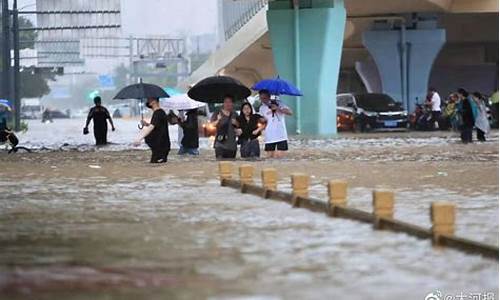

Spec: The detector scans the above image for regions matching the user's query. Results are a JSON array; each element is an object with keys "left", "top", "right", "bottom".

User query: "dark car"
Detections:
[
  {"left": 49, "top": 109, "right": 70, "bottom": 119},
  {"left": 336, "top": 93, "right": 408, "bottom": 132}
]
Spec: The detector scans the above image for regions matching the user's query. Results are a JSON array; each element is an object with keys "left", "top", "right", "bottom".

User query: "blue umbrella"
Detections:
[
  {"left": 252, "top": 76, "right": 303, "bottom": 96},
  {"left": 0, "top": 99, "right": 12, "bottom": 111}
]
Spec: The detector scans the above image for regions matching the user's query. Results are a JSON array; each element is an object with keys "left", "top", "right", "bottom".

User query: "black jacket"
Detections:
[
  {"left": 180, "top": 111, "right": 199, "bottom": 149},
  {"left": 237, "top": 114, "right": 262, "bottom": 141}
]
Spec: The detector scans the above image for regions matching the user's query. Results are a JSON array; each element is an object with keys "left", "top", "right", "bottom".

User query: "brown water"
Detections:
[{"left": 0, "top": 120, "right": 498, "bottom": 299}]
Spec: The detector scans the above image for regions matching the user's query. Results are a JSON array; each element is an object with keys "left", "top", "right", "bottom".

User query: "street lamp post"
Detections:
[
  {"left": 1, "top": 0, "right": 11, "bottom": 102},
  {"left": 12, "top": 0, "right": 21, "bottom": 131}
]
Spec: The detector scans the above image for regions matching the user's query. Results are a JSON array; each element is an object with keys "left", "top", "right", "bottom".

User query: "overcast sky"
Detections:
[
  {"left": 121, "top": 0, "right": 218, "bottom": 37},
  {"left": 14, "top": 0, "right": 219, "bottom": 37},
  {"left": 12, "top": 0, "right": 219, "bottom": 73}
]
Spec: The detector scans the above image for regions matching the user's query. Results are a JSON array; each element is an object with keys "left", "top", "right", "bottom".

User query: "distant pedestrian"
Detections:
[
  {"left": 457, "top": 88, "right": 476, "bottom": 144},
  {"left": 133, "top": 97, "right": 171, "bottom": 163},
  {"left": 425, "top": 87, "right": 441, "bottom": 130},
  {"left": 258, "top": 90, "right": 293, "bottom": 158},
  {"left": 178, "top": 109, "right": 200, "bottom": 155},
  {"left": 237, "top": 102, "right": 265, "bottom": 158},
  {"left": 113, "top": 108, "right": 122, "bottom": 118},
  {"left": 41, "top": 108, "right": 53, "bottom": 123},
  {"left": 84, "top": 97, "right": 115, "bottom": 146},
  {"left": 443, "top": 93, "right": 460, "bottom": 131},
  {"left": 490, "top": 91, "right": 499, "bottom": 128},
  {"left": 210, "top": 95, "right": 240, "bottom": 159},
  {"left": 472, "top": 92, "right": 490, "bottom": 142}
]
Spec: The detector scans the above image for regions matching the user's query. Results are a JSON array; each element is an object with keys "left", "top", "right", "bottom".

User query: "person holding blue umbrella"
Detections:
[
  {"left": 253, "top": 76, "right": 300, "bottom": 159},
  {"left": 256, "top": 90, "right": 293, "bottom": 158}
]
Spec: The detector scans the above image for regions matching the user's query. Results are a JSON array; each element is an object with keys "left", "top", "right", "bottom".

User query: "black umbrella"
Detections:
[
  {"left": 114, "top": 83, "right": 169, "bottom": 100},
  {"left": 187, "top": 75, "right": 251, "bottom": 103},
  {"left": 114, "top": 82, "right": 170, "bottom": 129}
]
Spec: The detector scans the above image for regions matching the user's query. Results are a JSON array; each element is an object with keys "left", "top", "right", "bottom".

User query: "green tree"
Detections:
[
  {"left": 20, "top": 69, "right": 54, "bottom": 98},
  {"left": 18, "top": 17, "right": 37, "bottom": 50},
  {"left": 1, "top": 15, "right": 52, "bottom": 99}
]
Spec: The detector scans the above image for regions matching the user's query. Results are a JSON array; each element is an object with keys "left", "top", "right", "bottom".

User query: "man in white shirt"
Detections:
[
  {"left": 258, "top": 90, "right": 293, "bottom": 158},
  {"left": 426, "top": 87, "right": 441, "bottom": 130}
]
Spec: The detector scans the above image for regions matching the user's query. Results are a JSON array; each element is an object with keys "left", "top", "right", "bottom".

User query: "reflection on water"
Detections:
[{"left": 0, "top": 175, "right": 497, "bottom": 300}]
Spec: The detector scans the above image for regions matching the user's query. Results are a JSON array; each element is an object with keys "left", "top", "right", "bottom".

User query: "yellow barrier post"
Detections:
[
  {"left": 373, "top": 190, "right": 395, "bottom": 229},
  {"left": 291, "top": 173, "right": 309, "bottom": 207},
  {"left": 328, "top": 180, "right": 348, "bottom": 215},
  {"left": 431, "top": 202, "right": 456, "bottom": 244},
  {"left": 239, "top": 164, "right": 254, "bottom": 192},
  {"left": 219, "top": 161, "right": 234, "bottom": 185},
  {"left": 261, "top": 168, "right": 278, "bottom": 198}
]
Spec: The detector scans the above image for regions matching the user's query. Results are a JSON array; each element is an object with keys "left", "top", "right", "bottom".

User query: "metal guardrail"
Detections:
[{"left": 223, "top": 0, "right": 268, "bottom": 41}]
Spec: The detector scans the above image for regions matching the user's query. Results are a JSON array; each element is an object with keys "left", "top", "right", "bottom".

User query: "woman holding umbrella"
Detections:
[
  {"left": 209, "top": 95, "right": 241, "bottom": 159},
  {"left": 133, "top": 97, "right": 172, "bottom": 163},
  {"left": 115, "top": 80, "right": 172, "bottom": 163},
  {"left": 188, "top": 75, "right": 251, "bottom": 159}
]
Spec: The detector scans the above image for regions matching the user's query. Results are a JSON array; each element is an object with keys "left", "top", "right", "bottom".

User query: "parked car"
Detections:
[
  {"left": 336, "top": 93, "right": 408, "bottom": 132},
  {"left": 50, "top": 109, "right": 70, "bottom": 119}
]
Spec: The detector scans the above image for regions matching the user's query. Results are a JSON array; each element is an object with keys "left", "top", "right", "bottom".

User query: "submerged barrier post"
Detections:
[
  {"left": 291, "top": 173, "right": 309, "bottom": 207},
  {"left": 239, "top": 164, "right": 255, "bottom": 192},
  {"left": 261, "top": 168, "right": 278, "bottom": 198},
  {"left": 217, "top": 164, "right": 498, "bottom": 259},
  {"left": 431, "top": 202, "right": 456, "bottom": 244},
  {"left": 219, "top": 162, "right": 234, "bottom": 185},
  {"left": 328, "top": 180, "right": 348, "bottom": 215},
  {"left": 373, "top": 190, "right": 395, "bottom": 229}
]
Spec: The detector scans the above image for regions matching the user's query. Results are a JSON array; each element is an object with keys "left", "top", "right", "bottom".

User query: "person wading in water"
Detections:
[
  {"left": 134, "top": 97, "right": 172, "bottom": 163},
  {"left": 258, "top": 90, "right": 293, "bottom": 159},
  {"left": 84, "top": 96, "right": 115, "bottom": 146},
  {"left": 237, "top": 102, "right": 265, "bottom": 158},
  {"left": 210, "top": 95, "right": 241, "bottom": 159}
]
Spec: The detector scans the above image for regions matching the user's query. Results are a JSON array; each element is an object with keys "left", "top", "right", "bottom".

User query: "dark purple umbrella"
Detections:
[{"left": 187, "top": 76, "right": 251, "bottom": 103}]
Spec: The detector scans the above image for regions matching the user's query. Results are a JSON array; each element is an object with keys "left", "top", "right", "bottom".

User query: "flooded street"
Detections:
[{"left": 0, "top": 119, "right": 498, "bottom": 300}]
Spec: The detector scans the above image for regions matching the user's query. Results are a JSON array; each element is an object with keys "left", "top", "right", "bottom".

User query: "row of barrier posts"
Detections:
[{"left": 218, "top": 162, "right": 498, "bottom": 260}]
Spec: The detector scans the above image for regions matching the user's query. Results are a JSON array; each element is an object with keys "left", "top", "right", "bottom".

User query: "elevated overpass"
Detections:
[{"left": 182, "top": 0, "right": 498, "bottom": 135}]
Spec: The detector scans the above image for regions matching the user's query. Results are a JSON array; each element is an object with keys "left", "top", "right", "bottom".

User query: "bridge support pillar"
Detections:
[
  {"left": 363, "top": 26, "right": 446, "bottom": 113},
  {"left": 267, "top": 0, "right": 346, "bottom": 136}
]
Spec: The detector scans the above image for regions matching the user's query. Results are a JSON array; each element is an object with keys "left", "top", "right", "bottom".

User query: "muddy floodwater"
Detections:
[{"left": 0, "top": 119, "right": 498, "bottom": 300}]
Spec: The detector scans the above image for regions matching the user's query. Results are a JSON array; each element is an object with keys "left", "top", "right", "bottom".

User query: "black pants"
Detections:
[
  {"left": 215, "top": 148, "right": 236, "bottom": 159},
  {"left": 240, "top": 139, "right": 260, "bottom": 158},
  {"left": 94, "top": 126, "right": 107, "bottom": 145},
  {"left": 430, "top": 111, "right": 441, "bottom": 130},
  {"left": 460, "top": 126, "right": 473, "bottom": 143},
  {"left": 150, "top": 147, "right": 170, "bottom": 163},
  {"left": 477, "top": 128, "right": 486, "bottom": 142}
]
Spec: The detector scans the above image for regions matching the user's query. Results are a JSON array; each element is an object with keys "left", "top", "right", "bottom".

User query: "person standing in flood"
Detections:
[
  {"left": 84, "top": 96, "right": 115, "bottom": 146},
  {"left": 425, "top": 87, "right": 441, "bottom": 130},
  {"left": 210, "top": 95, "right": 241, "bottom": 159},
  {"left": 133, "top": 97, "right": 171, "bottom": 163},
  {"left": 237, "top": 102, "right": 265, "bottom": 158},
  {"left": 457, "top": 88, "right": 476, "bottom": 144},
  {"left": 178, "top": 109, "right": 200, "bottom": 156},
  {"left": 258, "top": 90, "right": 293, "bottom": 159},
  {"left": 472, "top": 92, "right": 490, "bottom": 142}
]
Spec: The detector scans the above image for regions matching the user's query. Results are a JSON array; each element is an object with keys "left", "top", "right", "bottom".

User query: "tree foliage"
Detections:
[
  {"left": 0, "top": 15, "right": 51, "bottom": 98},
  {"left": 20, "top": 69, "right": 54, "bottom": 98}
]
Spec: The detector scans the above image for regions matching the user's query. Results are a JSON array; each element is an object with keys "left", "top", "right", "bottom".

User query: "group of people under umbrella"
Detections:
[{"left": 84, "top": 75, "right": 301, "bottom": 163}]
